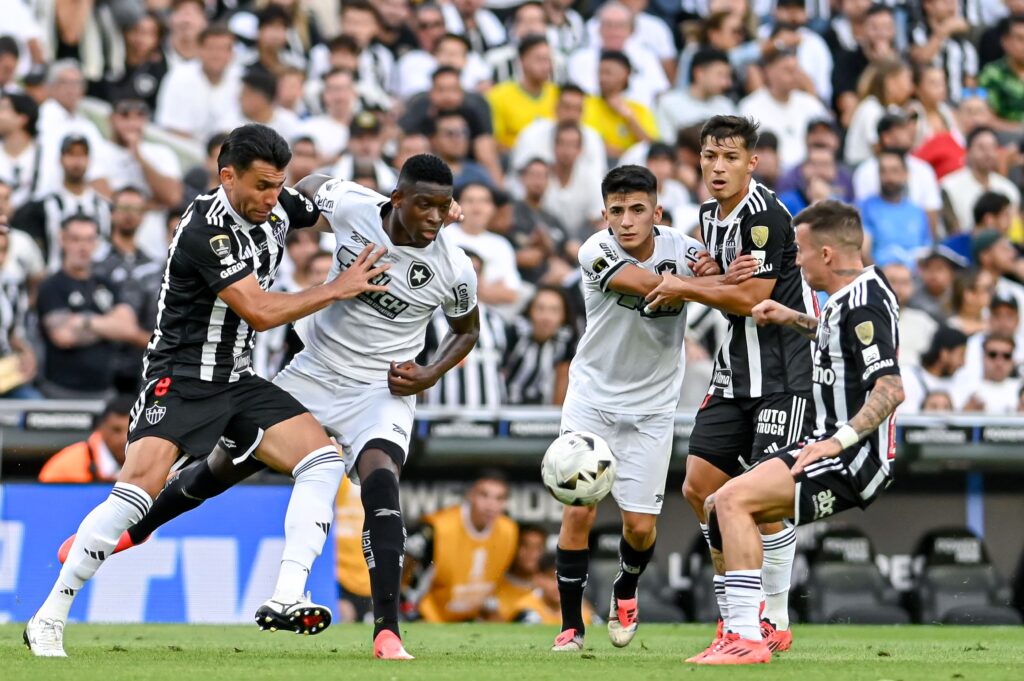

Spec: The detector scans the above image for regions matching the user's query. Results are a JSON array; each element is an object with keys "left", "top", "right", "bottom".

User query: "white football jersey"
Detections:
[
  {"left": 298, "top": 179, "right": 478, "bottom": 382},
  {"left": 569, "top": 226, "right": 701, "bottom": 414}
]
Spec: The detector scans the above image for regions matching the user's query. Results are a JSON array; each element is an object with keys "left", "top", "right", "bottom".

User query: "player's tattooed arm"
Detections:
[
  {"left": 788, "top": 313, "right": 819, "bottom": 339},
  {"left": 751, "top": 300, "right": 817, "bottom": 338},
  {"left": 844, "top": 374, "right": 905, "bottom": 442}
]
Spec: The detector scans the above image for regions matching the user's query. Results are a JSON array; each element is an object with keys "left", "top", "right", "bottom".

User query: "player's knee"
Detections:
[
  {"left": 712, "top": 481, "right": 748, "bottom": 518},
  {"left": 562, "top": 503, "right": 597, "bottom": 532},
  {"left": 622, "top": 513, "right": 656, "bottom": 544},
  {"left": 682, "top": 477, "right": 709, "bottom": 516},
  {"left": 356, "top": 441, "right": 404, "bottom": 481}
]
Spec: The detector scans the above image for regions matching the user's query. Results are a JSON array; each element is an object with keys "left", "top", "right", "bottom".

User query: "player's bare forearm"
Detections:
[
  {"left": 788, "top": 313, "right": 818, "bottom": 339},
  {"left": 840, "top": 375, "right": 905, "bottom": 442},
  {"left": 426, "top": 308, "right": 481, "bottom": 379},
  {"left": 650, "top": 275, "right": 775, "bottom": 316},
  {"left": 607, "top": 265, "right": 663, "bottom": 297}
]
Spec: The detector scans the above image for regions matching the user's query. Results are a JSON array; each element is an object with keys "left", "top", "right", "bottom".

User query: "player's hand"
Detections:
[
  {"left": 446, "top": 200, "right": 465, "bottom": 225},
  {"left": 751, "top": 299, "right": 794, "bottom": 327},
  {"left": 723, "top": 254, "right": 758, "bottom": 285},
  {"left": 388, "top": 360, "right": 439, "bottom": 396},
  {"left": 644, "top": 272, "right": 689, "bottom": 312},
  {"left": 791, "top": 438, "right": 842, "bottom": 476},
  {"left": 689, "top": 251, "right": 720, "bottom": 277},
  {"left": 329, "top": 244, "right": 390, "bottom": 300}
]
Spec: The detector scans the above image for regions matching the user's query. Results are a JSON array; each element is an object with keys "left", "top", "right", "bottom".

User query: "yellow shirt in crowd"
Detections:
[
  {"left": 582, "top": 95, "right": 658, "bottom": 155},
  {"left": 487, "top": 81, "right": 559, "bottom": 149}
]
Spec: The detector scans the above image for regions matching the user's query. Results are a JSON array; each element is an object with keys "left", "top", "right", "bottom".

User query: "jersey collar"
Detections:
[
  {"left": 216, "top": 186, "right": 257, "bottom": 229},
  {"left": 716, "top": 178, "right": 758, "bottom": 224}
]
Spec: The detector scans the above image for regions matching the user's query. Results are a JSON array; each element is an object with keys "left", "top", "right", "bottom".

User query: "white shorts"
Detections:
[
  {"left": 274, "top": 351, "right": 416, "bottom": 479},
  {"left": 559, "top": 396, "right": 675, "bottom": 515}
]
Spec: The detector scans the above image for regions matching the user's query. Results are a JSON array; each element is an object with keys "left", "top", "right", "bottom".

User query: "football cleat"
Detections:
[
  {"left": 607, "top": 595, "right": 639, "bottom": 648},
  {"left": 23, "top": 615, "right": 67, "bottom": 657},
  {"left": 550, "top": 628, "right": 585, "bottom": 651},
  {"left": 761, "top": 619, "right": 792, "bottom": 652},
  {"left": 696, "top": 632, "right": 771, "bottom": 665},
  {"left": 374, "top": 630, "right": 414, "bottom": 660},
  {"left": 255, "top": 593, "right": 332, "bottom": 635},
  {"left": 58, "top": 530, "right": 147, "bottom": 565}
]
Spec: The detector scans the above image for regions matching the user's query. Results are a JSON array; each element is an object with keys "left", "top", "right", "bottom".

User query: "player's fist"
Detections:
[
  {"left": 723, "top": 254, "right": 758, "bottom": 285},
  {"left": 388, "top": 360, "right": 439, "bottom": 396},
  {"left": 751, "top": 299, "right": 794, "bottom": 327},
  {"left": 329, "top": 244, "right": 390, "bottom": 300},
  {"left": 446, "top": 199, "right": 464, "bottom": 225},
  {"left": 644, "top": 272, "right": 689, "bottom": 312}
]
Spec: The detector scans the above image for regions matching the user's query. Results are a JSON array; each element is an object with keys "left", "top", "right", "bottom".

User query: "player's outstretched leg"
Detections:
[
  {"left": 357, "top": 444, "right": 414, "bottom": 660},
  {"left": 27, "top": 438, "right": 178, "bottom": 657},
  {"left": 552, "top": 504, "right": 596, "bottom": 652},
  {"left": 251, "top": 414, "right": 344, "bottom": 635},
  {"left": 758, "top": 521, "right": 795, "bottom": 651},
  {"left": 608, "top": 512, "right": 656, "bottom": 648}
]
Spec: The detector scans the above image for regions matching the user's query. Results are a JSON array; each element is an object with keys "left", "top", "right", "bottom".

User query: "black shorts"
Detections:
[
  {"left": 128, "top": 374, "right": 308, "bottom": 457},
  {"left": 688, "top": 392, "right": 814, "bottom": 478}
]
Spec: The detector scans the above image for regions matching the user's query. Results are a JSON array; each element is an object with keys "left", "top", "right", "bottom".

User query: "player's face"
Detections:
[
  {"left": 603, "top": 191, "right": 661, "bottom": 258},
  {"left": 394, "top": 182, "right": 453, "bottom": 244},
  {"left": 700, "top": 136, "right": 756, "bottom": 205},
  {"left": 467, "top": 479, "right": 509, "bottom": 529},
  {"left": 794, "top": 222, "right": 828, "bottom": 290},
  {"left": 221, "top": 160, "right": 287, "bottom": 224}
]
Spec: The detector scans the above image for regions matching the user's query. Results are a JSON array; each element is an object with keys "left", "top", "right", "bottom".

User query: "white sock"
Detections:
[
  {"left": 38, "top": 483, "right": 152, "bottom": 621},
  {"left": 725, "top": 569, "right": 762, "bottom": 641},
  {"left": 712, "top": 574, "right": 729, "bottom": 623},
  {"left": 272, "top": 446, "right": 345, "bottom": 603},
  {"left": 760, "top": 525, "right": 796, "bottom": 630}
]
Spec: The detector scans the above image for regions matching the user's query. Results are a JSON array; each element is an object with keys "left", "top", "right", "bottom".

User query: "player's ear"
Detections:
[
  {"left": 219, "top": 165, "right": 234, "bottom": 188},
  {"left": 652, "top": 202, "right": 663, "bottom": 225},
  {"left": 391, "top": 187, "right": 402, "bottom": 208},
  {"left": 748, "top": 152, "right": 758, "bottom": 174}
]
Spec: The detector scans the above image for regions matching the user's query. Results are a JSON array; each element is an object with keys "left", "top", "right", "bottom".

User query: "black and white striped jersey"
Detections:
[
  {"left": 12, "top": 188, "right": 111, "bottom": 271},
  {"left": 419, "top": 305, "right": 507, "bottom": 409},
  {"left": 142, "top": 185, "right": 320, "bottom": 383},
  {"left": 812, "top": 266, "right": 901, "bottom": 499},
  {"left": 700, "top": 179, "right": 816, "bottom": 400},
  {"left": 503, "top": 317, "right": 577, "bottom": 405}
]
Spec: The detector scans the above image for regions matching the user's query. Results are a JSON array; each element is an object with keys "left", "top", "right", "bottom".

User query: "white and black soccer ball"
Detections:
[{"left": 541, "top": 432, "right": 616, "bottom": 506}]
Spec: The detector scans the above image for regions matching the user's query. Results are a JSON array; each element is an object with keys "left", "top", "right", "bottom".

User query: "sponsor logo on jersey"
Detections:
[
  {"left": 350, "top": 230, "right": 372, "bottom": 246},
  {"left": 408, "top": 262, "right": 434, "bottom": 289},
  {"left": 600, "top": 243, "right": 618, "bottom": 261},
  {"left": 862, "top": 344, "right": 880, "bottom": 365},
  {"left": 755, "top": 408, "right": 789, "bottom": 436},
  {"left": 145, "top": 404, "right": 166, "bottom": 425},
  {"left": 751, "top": 225, "right": 769, "bottom": 248},
  {"left": 232, "top": 352, "right": 251, "bottom": 373},
  {"left": 336, "top": 245, "right": 415, "bottom": 318},
  {"left": 238, "top": 240, "right": 270, "bottom": 261},
  {"left": 451, "top": 283, "right": 471, "bottom": 315},
  {"left": 855, "top": 321, "right": 874, "bottom": 345},
  {"left": 712, "top": 368, "right": 732, "bottom": 388},
  {"left": 812, "top": 489, "right": 836, "bottom": 519},
  {"left": 220, "top": 261, "right": 246, "bottom": 279},
  {"left": 813, "top": 365, "right": 836, "bottom": 385},
  {"left": 751, "top": 249, "right": 773, "bottom": 275},
  {"left": 862, "top": 358, "right": 894, "bottom": 380},
  {"left": 209, "top": 235, "right": 231, "bottom": 258}
]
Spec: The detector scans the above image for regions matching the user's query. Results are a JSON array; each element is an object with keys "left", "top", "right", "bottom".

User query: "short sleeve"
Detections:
[
  {"left": 847, "top": 301, "right": 900, "bottom": 389},
  {"left": 443, "top": 253, "right": 478, "bottom": 318},
  {"left": 279, "top": 185, "right": 321, "bottom": 230},
  {"left": 578, "top": 232, "right": 627, "bottom": 292},
  {"left": 176, "top": 222, "right": 252, "bottom": 293},
  {"left": 740, "top": 208, "right": 791, "bottom": 280},
  {"left": 35, "top": 277, "right": 67, "bottom": 317},
  {"left": 679, "top": 233, "right": 703, "bottom": 277},
  {"left": 313, "top": 179, "right": 386, "bottom": 228}
]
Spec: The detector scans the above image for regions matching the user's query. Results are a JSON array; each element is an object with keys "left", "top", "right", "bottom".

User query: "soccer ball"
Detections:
[{"left": 541, "top": 432, "right": 616, "bottom": 506}]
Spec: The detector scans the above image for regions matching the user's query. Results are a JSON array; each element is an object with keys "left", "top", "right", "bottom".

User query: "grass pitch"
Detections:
[{"left": 3, "top": 623, "right": 1023, "bottom": 681}]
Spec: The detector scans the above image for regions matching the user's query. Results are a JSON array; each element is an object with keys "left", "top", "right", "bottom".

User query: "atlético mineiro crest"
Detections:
[
  {"left": 408, "top": 262, "right": 434, "bottom": 289},
  {"left": 145, "top": 404, "right": 166, "bottom": 425}
]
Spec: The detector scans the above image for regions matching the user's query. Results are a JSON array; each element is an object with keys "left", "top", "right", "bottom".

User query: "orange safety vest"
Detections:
[{"left": 38, "top": 432, "right": 116, "bottom": 483}]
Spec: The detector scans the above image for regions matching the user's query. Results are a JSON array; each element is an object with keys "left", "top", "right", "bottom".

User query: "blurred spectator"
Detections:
[
  {"left": 448, "top": 184, "right": 522, "bottom": 308},
  {"left": 0, "top": 224, "right": 37, "bottom": 399},
  {"left": 779, "top": 145, "right": 845, "bottom": 215},
  {"left": 333, "top": 476, "right": 372, "bottom": 623},
  {"left": 826, "top": 1, "right": 900, "bottom": 128},
  {"left": 922, "top": 390, "right": 955, "bottom": 411},
  {"left": 486, "top": 3, "right": 566, "bottom": 84},
  {"left": 233, "top": 67, "right": 301, "bottom": 143},
  {"left": 588, "top": 0, "right": 675, "bottom": 81},
  {"left": 503, "top": 285, "right": 576, "bottom": 405},
  {"left": 276, "top": 66, "right": 309, "bottom": 118},
  {"left": 243, "top": 5, "right": 307, "bottom": 76},
  {"left": 961, "top": 333, "right": 1023, "bottom": 413},
  {"left": 973, "top": 230, "right": 1024, "bottom": 321},
  {"left": 540, "top": 122, "right": 605, "bottom": 240},
  {"left": 511, "top": 84, "right": 607, "bottom": 184},
  {"left": 883, "top": 261, "right": 938, "bottom": 367},
  {"left": 164, "top": 0, "right": 207, "bottom": 67},
  {"left": 568, "top": 2, "right": 669, "bottom": 108},
  {"left": 853, "top": 112, "right": 943, "bottom": 234},
  {"left": 751, "top": 131, "right": 781, "bottom": 189},
  {"left": 486, "top": 35, "right": 558, "bottom": 152},
  {"left": 908, "top": 245, "right": 966, "bottom": 320},
  {"left": 758, "top": 0, "right": 834, "bottom": 102},
  {"left": 544, "top": 0, "right": 587, "bottom": 57},
  {"left": 508, "top": 158, "right": 571, "bottom": 282},
  {"left": 655, "top": 48, "right": 737, "bottom": 143},
  {"left": 844, "top": 57, "right": 914, "bottom": 167},
  {"left": 182, "top": 132, "right": 227, "bottom": 203},
  {"left": 391, "top": 133, "right": 432, "bottom": 174},
  {"left": 908, "top": 0, "right": 978, "bottom": 104},
  {"left": 37, "top": 394, "right": 134, "bottom": 483},
  {"left": 675, "top": 10, "right": 760, "bottom": 98},
  {"left": 940, "top": 127, "right": 1021, "bottom": 235},
  {"left": 959, "top": 294, "right": 1024, "bottom": 384},
  {"left": 583, "top": 50, "right": 658, "bottom": 160},
  {"left": 948, "top": 268, "right": 995, "bottom": 336},
  {"left": 647, "top": 142, "right": 698, "bottom": 228},
  {"left": 943, "top": 191, "right": 1013, "bottom": 262},
  {"left": 0, "top": 37, "right": 19, "bottom": 96},
  {"left": 297, "top": 68, "right": 356, "bottom": 161},
  {"left": 284, "top": 136, "right": 322, "bottom": 186},
  {"left": 491, "top": 524, "right": 547, "bottom": 622},
  {"left": 155, "top": 24, "right": 242, "bottom": 142},
  {"left": 2, "top": 2, "right": 45, "bottom": 80},
  {"left": 36, "top": 215, "right": 142, "bottom": 399},
  {"left": 511, "top": 552, "right": 597, "bottom": 625},
  {"left": 913, "top": 88, "right": 994, "bottom": 181},
  {"left": 0, "top": 92, "right": 43, "bottom": 210},
  {"left": 0, "top": 177, "right": 45, "bottom": 293},
  {"left": 91, "top": 11, "right": 168, "bottom": 112},
  {"left": 325, "top": 111, "right": 398, "bottom": 192},
  {"left": 909, "top": 64, "right": 957, "bottom": 148},
  {"left": 775, "top": 118, "right": 854, "bottom": 197},
  {"left": 12, "top": 134, "right": 111, "bottom": 271},
  {"left": 978, "top": 15, "right": 1024, "bottom": 131},
  {"left": 900, "top": 324, "right": 968, "bottom": 414},
  {"left": 405, "top": 470, "right": 517, "bottom": 622},
  {"left": 336, "top": 0, "right": 394, "bottom": 107},
  {"left": 396, "top": 5, "right": 471, "bottom": 97},
  {"left": 978, "top": 0, "right": 1024, "bottom": 68},
  {"left": 442, "top": 0, "right": 508, "bottom": 54},
  {"left": 93, "top": 98, "right": 183, "bottom": 261},
  {"left": 859, "top": 150, "right": 932, "bottom": 267}
]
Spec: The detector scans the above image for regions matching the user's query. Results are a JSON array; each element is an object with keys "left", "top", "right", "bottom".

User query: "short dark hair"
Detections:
[
  {"left": 878, "top": 147, "right": 907, "bottom": 168},
  {"left": 966, "top": 125, "right": 998, "bottom": 150},
  {"left": 199, "top": 23, "right": 234, "bottom": 44},
  {"left": 455, "top": 181, "right": 493, "bottom": 202},
  {"left": 517, "top": 33, "right": 548, "bottom": 59},
  {"left": 983, "top": 331, "right": 1016, "bottom": 352},
  {"left": 792, "top": 199, "right": 863, "bottom": 252},
  {"left": 257, "top": 4, "right": 291, "bottom": 28},
  {"left": 877, "top": 111, "right": 910, "bottom": 138},
  {"left": 206, "top": 131, "right": 230, "bottom": 157},
  {"left": 865, "top": 2, "right": 894, "bottom": 19},
  {"left": 646, "top": 142, "right": 674, "bottom": 162},
  {"left": 517, "top": 522, "right": 547, "bottom": 540},
  {"left": 554, "top": 120, "right": 582, "bottom": 144},
  {"left": 601, "top": 165, "right": 657, "bottom": 200},
  {"left": 432, "top": 65, "right": 460, "bottom": 81},
  {"left": 0, "top": 36, "right": 19, "bottom": 58},
  {"left": 217, "top": 124, "right": 292, "bottom": 172},
  {"left": 398, "top": 153, "right": 454, "bottom": 188},
  {"left": 518, "top": 156, "right": 548, "bottom": 174},
  {"left": 973, "top": 191, "right": 1011, "bottom": 226},
  {"left": 1, "top": 93, "right": 39, "bottom": 137},
  {"left": 100, "top": 393, "right": 137, "bottom": 422},
  {"left": 61, "top": 212, "right": 100, "bottom": 232},
  {"left": 341, "top": 0, "right": 383, "bottom": 25},
  {"left": 436, "top": 33, "right": 471, "bottom": 53},
  {"left": 690, "top": 47, "right": 729, "bottom": 81},
  {"left": 754, "top": 130, "right": 779, "bottom": 152},
  {"left": 242, "top": 67, "right": 277, "bottom": 102},
  {"left": 559, "top": 83, "right": 585, "bottom": 99},
  {"left": 921, "top": 324, "right": 969, "bottom": 366},
  {"left": 700, "top": 115, "right": 759, "bottom": 151},
  {"left": 112, "top": 185, "right": 148, "bottom": 203},
  {"left": 474, "top": 467, "right": 508, "bottom": 486},
  {"left": 599, "top": 49, "right": 631, "bottom": 72}
]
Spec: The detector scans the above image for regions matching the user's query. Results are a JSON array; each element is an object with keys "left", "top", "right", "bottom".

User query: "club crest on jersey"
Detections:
[
  {"left": 751, "top": 225, "right": 769, "bottom": 248},
  {"left": 656, "top": 260, "right": 677, "bottom": 275},
  {"left": 145, "top": 404, "right": 166, "bottom": 425},
  {"left": 408, "top": 262, "right": 434, "bottom": 289},
  {"left": 209, "top": 235, "right": 231, "bottom": 258},
  {"left": 855, "top": 321, "right": 874, "bottom": 345}
]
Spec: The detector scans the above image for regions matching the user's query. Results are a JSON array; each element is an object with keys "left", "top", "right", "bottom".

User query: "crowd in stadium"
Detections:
[{"left": 0, "top": 0, "right": 1023, "bottom": 413}]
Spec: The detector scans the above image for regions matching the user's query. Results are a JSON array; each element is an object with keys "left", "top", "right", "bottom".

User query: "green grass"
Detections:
[{"left": 4, "top": 623, "right": 1024, "bottom": 680}]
